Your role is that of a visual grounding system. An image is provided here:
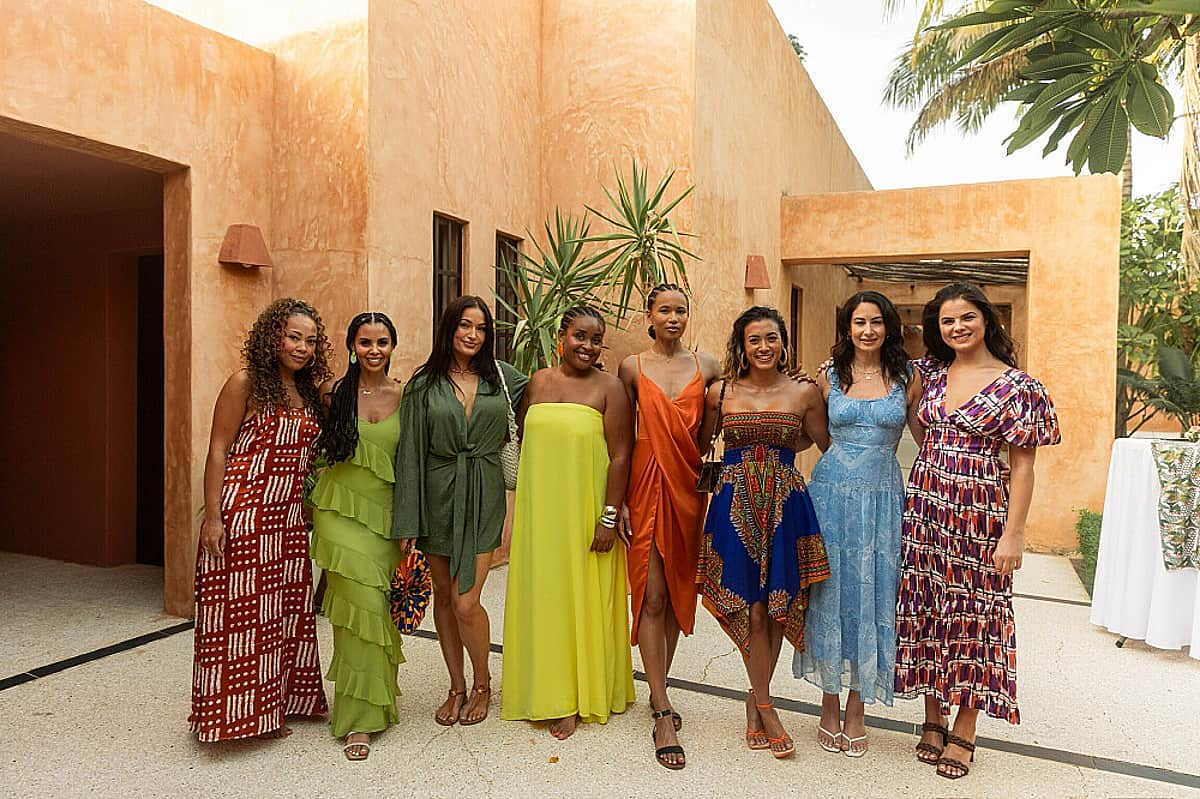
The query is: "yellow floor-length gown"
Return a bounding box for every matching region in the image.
[501,402,635,723]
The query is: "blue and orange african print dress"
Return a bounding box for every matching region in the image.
[894,360,1060,724]
[699,410,830,653]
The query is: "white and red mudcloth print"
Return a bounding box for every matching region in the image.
[189,406,328,742]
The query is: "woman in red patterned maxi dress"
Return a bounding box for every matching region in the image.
[190,299,333,742]
[895,284,1060,781]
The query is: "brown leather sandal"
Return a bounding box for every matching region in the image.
[915,722,948,765]
[458,682,491,726]
[434,689,466,726]
[936,733,976,780]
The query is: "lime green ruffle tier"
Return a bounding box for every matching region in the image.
[310,416,404,738]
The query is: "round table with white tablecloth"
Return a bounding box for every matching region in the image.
[1090,437,1199,659]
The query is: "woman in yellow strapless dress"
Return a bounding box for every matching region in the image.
[501,306,636,740]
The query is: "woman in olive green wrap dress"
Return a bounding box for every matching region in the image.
[393,296,527,727]
[311,312,408,761]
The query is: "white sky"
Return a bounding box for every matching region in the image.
[767,0,1182,197]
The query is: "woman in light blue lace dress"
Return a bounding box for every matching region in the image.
[793,291,921,757]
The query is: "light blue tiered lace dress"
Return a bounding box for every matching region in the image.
[793,368,907,704]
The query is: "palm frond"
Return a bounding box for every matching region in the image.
[904,44,1034,153]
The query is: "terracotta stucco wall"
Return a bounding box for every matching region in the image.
[780,176,1121,550]
[691,0,871,471]
[0,0,277,614]
[269,20,370,349]
[367,0,544,378]
[0,211,161,565]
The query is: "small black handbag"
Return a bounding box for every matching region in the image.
[696,379,727,493]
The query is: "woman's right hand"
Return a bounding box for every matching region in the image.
[200,518,226,560]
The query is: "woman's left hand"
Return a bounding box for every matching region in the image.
[992,530,1025,575]
[617,505,632,547]
[399,538,414,556]
[591,522,616,553]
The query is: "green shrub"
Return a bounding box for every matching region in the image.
[1075,509,1103,596]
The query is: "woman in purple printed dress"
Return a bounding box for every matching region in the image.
[895,283,1060,781]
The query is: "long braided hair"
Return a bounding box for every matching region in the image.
[922,282,1017,367]
[831,291,909,390]
[316,312,398,464]
[242,298,331,413]
[645,282,688,340]
[410,296,501,393]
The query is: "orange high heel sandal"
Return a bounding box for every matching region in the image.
[755,700,795,759]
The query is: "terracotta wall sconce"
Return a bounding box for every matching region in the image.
[218,224,273,268]
[744,254,770,290]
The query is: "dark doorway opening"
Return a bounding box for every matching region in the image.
[136,254,164,566]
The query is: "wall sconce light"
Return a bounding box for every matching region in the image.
[744,255,770,290]
[218,224,273,268]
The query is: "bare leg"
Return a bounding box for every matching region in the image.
[818,693,843,751]
[843,690,867,755]
[455,553,496,724]
[745,602,792,756]
[427,555,466,725]
[916,694,946,764]
[639,543,683,767]
[938,706,978,778]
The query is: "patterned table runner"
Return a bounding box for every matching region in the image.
[1150,439,1200,570]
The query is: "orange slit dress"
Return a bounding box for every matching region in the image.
[627,353,705,643]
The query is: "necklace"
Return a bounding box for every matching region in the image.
[852,364,882,381]
[359,382,387,395]
[449,366,476,376]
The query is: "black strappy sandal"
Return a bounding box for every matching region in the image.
[915,722,948,765]
[651,707,685,770]
[936,733,976,780]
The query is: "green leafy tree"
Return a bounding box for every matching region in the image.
[1117,185,1200,433]
[934,0,1194,177]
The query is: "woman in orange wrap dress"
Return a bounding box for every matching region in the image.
[618,284,721,770]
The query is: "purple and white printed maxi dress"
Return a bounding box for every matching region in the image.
[894,359,1060,724]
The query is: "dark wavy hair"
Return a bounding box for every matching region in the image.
[410,295,501,392]
[316,312,398,464]
[645,282,688,340]
[241,298,331,413]
[724,306,789,379]
[831,291,909,390]
[559,305,607,369]
[922,282,1017,367]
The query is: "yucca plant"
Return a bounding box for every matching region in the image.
[582,160,700,322]
[494,210,631,374]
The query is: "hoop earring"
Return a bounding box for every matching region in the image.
[349,352,357,364]
[779,345,788,369]
[739,352,750,373]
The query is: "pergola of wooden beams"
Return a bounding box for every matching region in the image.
[840,256,1029,285]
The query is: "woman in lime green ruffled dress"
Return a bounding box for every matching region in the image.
[501,305,636,740]
[311,312,408,761]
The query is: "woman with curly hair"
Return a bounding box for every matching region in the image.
[310,312,406,760]
[393,296,528,727]
[697,306,829,760]
[793,291,920,758]
[190,298,333,743]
